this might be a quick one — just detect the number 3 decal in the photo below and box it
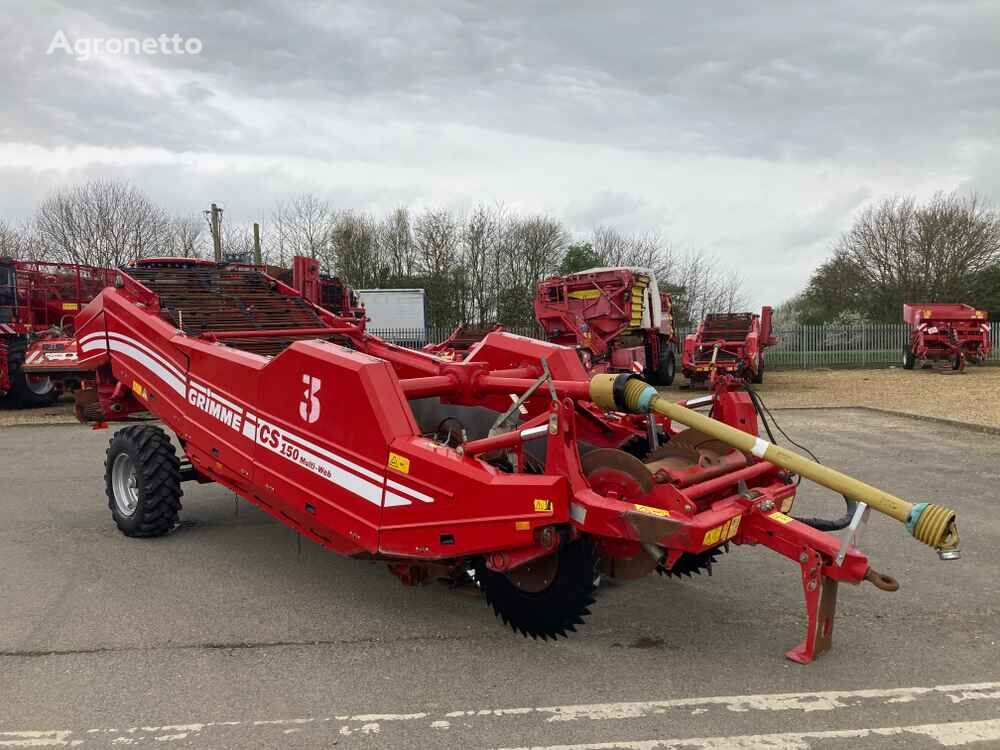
[299,374,321,424]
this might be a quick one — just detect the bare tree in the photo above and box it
[333,210,383,287]
[167,214,206,258]
[0,219,44,259]
[270,194,336,272]
[500,215,567,325]
[591,226,672,278]
[814,191,1000,321]
[379,207,414,281]
[412,209,463,326]
[34,179,171,266]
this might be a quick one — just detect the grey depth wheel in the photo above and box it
[105,425,183,537]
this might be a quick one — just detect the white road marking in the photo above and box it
[2,682,998,747]
[492,719,1000,749]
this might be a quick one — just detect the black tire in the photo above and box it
[475,538,597,640]
[105,425,182,537]
[750,354,764,384]
[952,352,964,372]
[5,339,58,408]
[646,338,676,386]
[902,346,916,370]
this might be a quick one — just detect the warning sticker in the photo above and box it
[387,452,410,474]
[633,504,670,518]
[533,498,553,513]
[769,511,794,524]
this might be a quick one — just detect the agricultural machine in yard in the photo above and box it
[0,258,114,407]
[27,258,962,663]
[534,267,677,385]
[902,303,991,371]
[682,307,776,385]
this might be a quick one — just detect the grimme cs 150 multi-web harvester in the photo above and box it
[682,307,776,385]
[534,267,677,385]
[0,258,115,407]
[27,258,961,663]
[902,303,991,371]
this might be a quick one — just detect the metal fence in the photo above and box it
[368,322,1000,370]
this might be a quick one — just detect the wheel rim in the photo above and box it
[112,452,139,517]
[25,374,53,395]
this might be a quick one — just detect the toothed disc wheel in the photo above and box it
[658,547,726,578]
[475,539,597,640]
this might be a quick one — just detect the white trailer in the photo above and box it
[356,288,426,333]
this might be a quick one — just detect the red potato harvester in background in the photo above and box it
[902,303,991,371]
[682,307,776,386]
[25,258,960,663]
[0,258,115,407]
[534,267,678,385]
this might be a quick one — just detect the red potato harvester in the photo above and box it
[902,303,991,371]
[25,258,961,663]
[682,307,776,385]
[0,258,115,407]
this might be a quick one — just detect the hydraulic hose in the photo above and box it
[744,383,857,531]
[589,374,960,559]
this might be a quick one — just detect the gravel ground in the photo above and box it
[0,398,77,427]
[673,365,1000,431]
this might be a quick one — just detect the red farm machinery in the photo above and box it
[0,257,114,407]
[26,257,962,663]
[682,307,776,386]
[534,267,677,385]
[902,303,991,371]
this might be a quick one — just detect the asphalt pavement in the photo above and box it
[1,409,998,748]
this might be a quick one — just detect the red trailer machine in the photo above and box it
[902,303,991,371]
[0,258,114,407]
[534,267,677,385]
[27,258,962,663]
[682,307,776,386]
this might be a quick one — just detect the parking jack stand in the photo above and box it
[785,547,838,664]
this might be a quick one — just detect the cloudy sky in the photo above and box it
[2,1,998,306]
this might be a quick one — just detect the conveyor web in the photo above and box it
[126,265,345,357]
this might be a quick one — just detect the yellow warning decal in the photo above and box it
[567,289,602,300]
[703,516,742,546]
[633,504,670,518]
[726,515,741,538]
[769,511,794,524]
[533,498,553,513]
[62,302,79,311]
[387,452,410,474]
[131,380,149,400]
[515,521,531,531]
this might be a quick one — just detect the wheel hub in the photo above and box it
[112,453,139,517]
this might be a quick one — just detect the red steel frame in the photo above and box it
[33,259,900,662]
[903,303,991,370]
[682,306,775,384]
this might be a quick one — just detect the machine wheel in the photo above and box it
[750,354,764,384]
[475,538,597,640]
[105,425,183,537]
[952,352,965,372]
[647,338,676,386]
[902,346,916,370]
[5,339,58,408]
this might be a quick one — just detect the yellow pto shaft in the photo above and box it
[589,374,960,558]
